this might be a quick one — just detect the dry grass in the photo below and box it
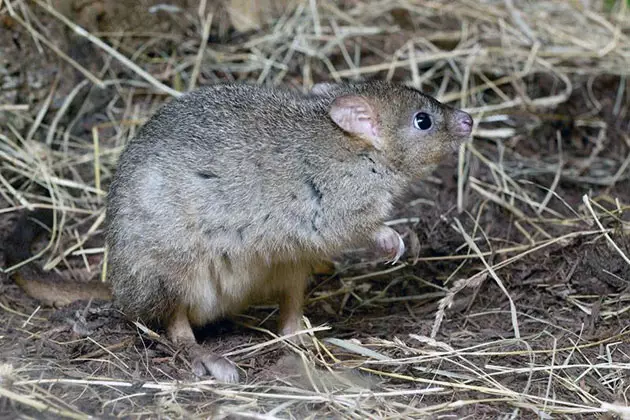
[1,0,630,418]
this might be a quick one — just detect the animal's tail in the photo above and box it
[4,209,112,306]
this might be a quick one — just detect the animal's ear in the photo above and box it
[329,95,383,150]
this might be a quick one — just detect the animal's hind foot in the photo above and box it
[190,349,239,383]
[166,305,240,383]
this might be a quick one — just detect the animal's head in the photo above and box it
[320,82,472,178]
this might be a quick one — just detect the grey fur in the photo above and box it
[105,81,471,361]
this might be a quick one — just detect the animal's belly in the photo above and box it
[184,255,273,327]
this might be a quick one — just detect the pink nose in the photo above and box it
[454,110,473,135]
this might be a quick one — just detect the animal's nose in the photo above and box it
[454,110,473,136]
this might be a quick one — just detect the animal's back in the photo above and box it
[104,84,345,322]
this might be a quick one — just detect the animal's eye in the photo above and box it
[413,112,432,130]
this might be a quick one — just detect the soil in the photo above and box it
[1,2,629,418]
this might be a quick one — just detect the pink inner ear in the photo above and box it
[329,96,383,149]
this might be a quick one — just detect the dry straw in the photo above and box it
[1,0,629,418]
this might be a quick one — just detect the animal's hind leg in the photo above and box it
[167,304,239,383]
[275,263,310,342]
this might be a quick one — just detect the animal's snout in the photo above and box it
[453,110,473,136]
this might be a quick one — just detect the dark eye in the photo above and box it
[413,112,432,130]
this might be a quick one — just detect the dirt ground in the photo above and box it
[1,0,629,418]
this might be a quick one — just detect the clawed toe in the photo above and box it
[388,231,405,265]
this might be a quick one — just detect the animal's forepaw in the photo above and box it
[374,226,405,265]
[191,353,239,383]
